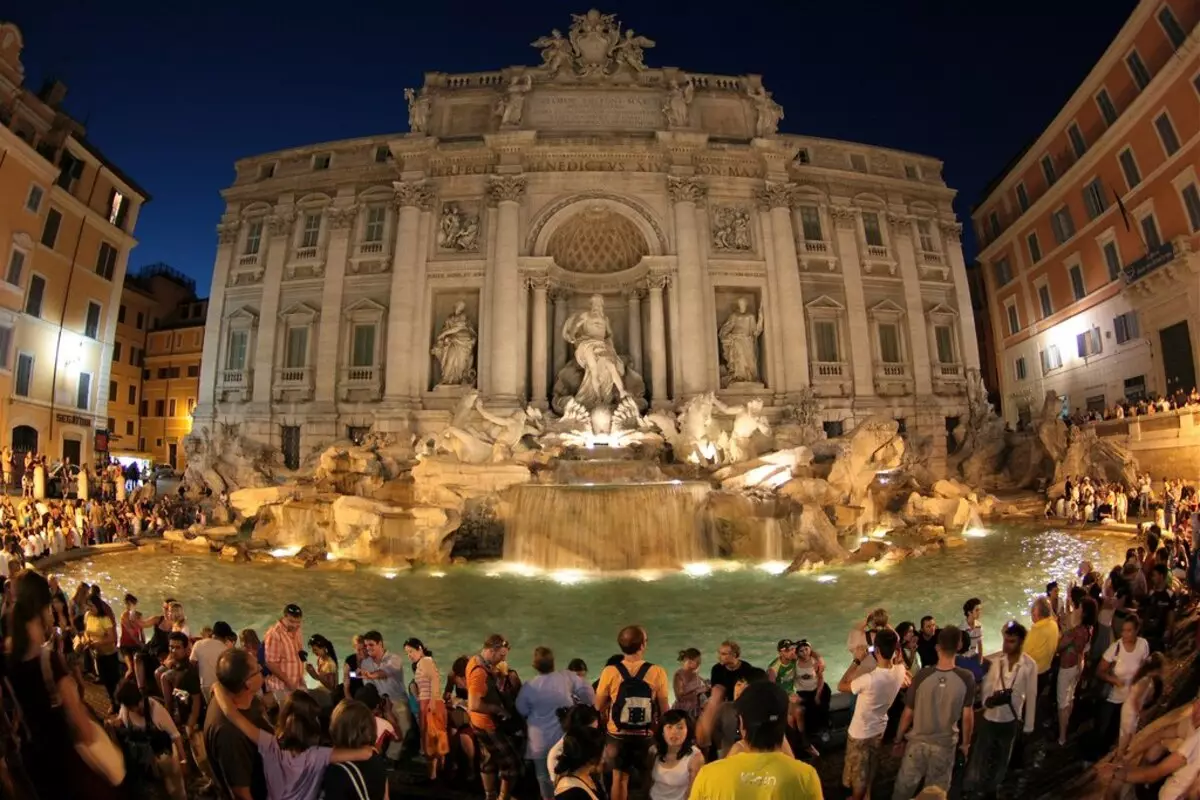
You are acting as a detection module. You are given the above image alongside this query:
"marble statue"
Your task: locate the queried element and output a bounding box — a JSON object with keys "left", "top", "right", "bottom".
{"left": 611, "top": 29, "right": 655, "bottom": 72}
{"left": 495, "top": 74, "right": 532, "bottom": 128}
{"left": 431, "top": 301, "right": 477, "bottom": 386}
{"left": 438, "top": 203, "right": 480, "bottom": 252}
{"left": 404, "top": 88, "right": 430, "bottom": 134}
{"left": 718, "top": 297, "right": 764, "bottom": 386}
{"left": 662, "top": 79, "right": 694, "bottom": 128}
{"left": 714, "top": 397, "right": 771, "bottom": 463}
{"left": 711, "top": 206, "right": 752, "bottom": 251}
{"left": 748, "top": 84, "right": 784, "bottom": 137}
{"left": 436, "top": 391, "right": 543, "bottom": 464}
{"left": 562, "top": 294, "right": 629, "bottom": 408}
{"left": 531, "top": 29, "right": 573, "bottom": 76}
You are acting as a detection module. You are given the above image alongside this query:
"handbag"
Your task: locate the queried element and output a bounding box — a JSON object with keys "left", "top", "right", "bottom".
{"left": 38, "top": 644, "right": 126, "bottom": 786}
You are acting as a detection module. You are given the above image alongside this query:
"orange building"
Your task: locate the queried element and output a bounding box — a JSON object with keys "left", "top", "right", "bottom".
{"left": 973, "top": 0, "right": 1200, "bottom": 425}
{"left": 0, "top": 21, "right": 150, "bottom": 467}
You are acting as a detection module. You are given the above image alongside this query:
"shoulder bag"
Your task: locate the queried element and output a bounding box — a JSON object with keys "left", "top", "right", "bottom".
{"left": 334, "top": 761, "right": 371, "bottom": 800}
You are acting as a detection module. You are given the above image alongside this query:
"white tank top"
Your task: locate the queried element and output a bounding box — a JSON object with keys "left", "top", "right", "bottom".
{"left": 649, "top": 751, "right": 696, "bottom": 800}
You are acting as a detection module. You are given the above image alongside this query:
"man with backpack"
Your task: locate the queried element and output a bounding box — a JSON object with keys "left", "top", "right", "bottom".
{"left": 594, "top": 625, "right": 670, "bottom": 800}
{"left": 467, "top": 633, "right": 522, "bottom": 800}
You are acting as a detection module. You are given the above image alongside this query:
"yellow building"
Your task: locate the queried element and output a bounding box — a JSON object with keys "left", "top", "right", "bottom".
{"left": 0, "top": 21, "right": 149, "bottom": 468}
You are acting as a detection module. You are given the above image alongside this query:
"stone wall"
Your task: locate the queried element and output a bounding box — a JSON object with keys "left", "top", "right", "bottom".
{"left": 1092, "top": 408, "right": 1200, "bottom": 479}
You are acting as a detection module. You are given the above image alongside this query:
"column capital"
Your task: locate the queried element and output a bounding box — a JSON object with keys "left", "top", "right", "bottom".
{"left": 525, "top": 273, "right": 551, "bottom": 292}
{"left": 548, "top": 284, "right": 572, "bottom": 304}
{"left": 644, "top": 272, "right": 671, "bottom": 291}
{"left": 327, "top": 205, "right": 360, "bottom": 230}
{"left": 887, "top": 212, "right": 914, "bottom": 235}
{"left": 487, "top": 175, "right": 527, "bottom": 206}
{"left": 939, "top": 221, "right": 963, "bottom": 243}
{"left": 828, "top": 205, "right": 858, "bottom": 230}
{"left": 755, "top": 181, "right": 794, "bottom": 210}
{"left": 216, "top": 221, "right": 240, "bottom": 245}
{"left": 267, "top": 210, "right": 295, "bottom": 237}
{"left": 624, "top": 286, "right": 646, "bottom": 302}
{"left": 393, "top": 180, "right": 436, "bottom": 211}
{"left": 667, "top": 176, "right": 707, "bottom": 205}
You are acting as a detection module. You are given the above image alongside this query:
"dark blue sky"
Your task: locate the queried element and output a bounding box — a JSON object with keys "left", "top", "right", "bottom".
{"left": 12, "top": 0, "right": 1135, "bottom": 294}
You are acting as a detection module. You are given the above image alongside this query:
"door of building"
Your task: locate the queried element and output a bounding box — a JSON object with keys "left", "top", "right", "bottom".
{"left": 168, "top": 443, "right": 177, "bottom": 470}
{"left": 281, "top": 425, "right": 301, "bottom": 470}
{"left": 62, "top": 438, "right": 81, "bottom": 466}
{"left": 1160, "top": 321, "right": 1197, "bottom": 396}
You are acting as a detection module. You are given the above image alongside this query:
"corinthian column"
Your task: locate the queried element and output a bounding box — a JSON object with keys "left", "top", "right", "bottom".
{"left": 551, "top": 287, "right": 569, "bottom": 371}
{"left": 626, "top": 288, "right": 644, "bottom": 374}
{"left": 384, "top": 181, "right": 434, "bottom": 404}
{"left": 646, "top": 274, "right": 670, "bottom": 408}
{"left": 668, "top": 176, "right": 709, "bottom": 398}
{"left": 314, "top": 206, "right": 356, "bottom": 404}
{"left": 889, "top": 213, "right": 934, "bottom": 396}
{"left": 487, "top": 175, "right": 526, "bottom": 404}
{"left": 251, "top": 210, "right": 293, "bottom": 405}
{"left": 757, "top": 182, "right": 809, "bottom": 394}
{"left": 528, "top": 275, "right": 550, "bottom": 408}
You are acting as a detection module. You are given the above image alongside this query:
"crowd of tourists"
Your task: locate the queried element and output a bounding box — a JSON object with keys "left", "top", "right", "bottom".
{"left": 1069, "top": 387, "right": 1200, "bottom": 426}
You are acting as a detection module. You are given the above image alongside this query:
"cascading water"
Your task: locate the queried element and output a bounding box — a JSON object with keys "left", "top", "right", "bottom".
{"left": 503, "top": 481, "right": 713, "bottom": 571}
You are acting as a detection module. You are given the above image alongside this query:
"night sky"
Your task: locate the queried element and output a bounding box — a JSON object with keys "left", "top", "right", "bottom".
{"left": 11, "top": 0, "right": 1136, "bottom": 294}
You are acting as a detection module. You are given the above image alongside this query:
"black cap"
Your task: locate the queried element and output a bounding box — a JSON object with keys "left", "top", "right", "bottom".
{"left": 776, "top": 639, "right": 795, "bottom": 651}
{"left": 284, "top": 604, "right": 303, "bottom": 618}
{"left": 795, "top": 639, "right": 810, "bottom": 649}
{"left": 212, "top": 621, "right": 236, "bottom": 641}
{"left": 735, "top": 681, "right": 789, "bottom": 730}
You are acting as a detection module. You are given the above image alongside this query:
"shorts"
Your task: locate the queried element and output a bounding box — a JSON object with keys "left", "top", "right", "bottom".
{"left": 605, "top": 733, "right": 653, "bottom": 774}
{"left": 474, "top": 727, "right": 522, "bottom": 779}
{"left": 1056, "top": 664, "right": 1081, "bottom": 711}
{"left": 842, "top": 733, "right": 883, "bottom": 792}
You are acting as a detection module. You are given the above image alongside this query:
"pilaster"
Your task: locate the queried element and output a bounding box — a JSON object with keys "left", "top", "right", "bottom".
{"left": 667, "top": 175, "right": 709, "bottom": 398}
{"left": 251, "top": 210, "right": 293, "bottom": 406}
{"left": 383, "top": 181, "right": 434, "bottom": 404}
{"left": 890, "top": 213, "right": 934, "bottom": 396}
{"left": 941, "top": 221, "right": 980, "bottom": 374}
{"left": 313, "top": 205, "right": 357, "bottom": 404}
{"left": 830, "top": 206, "right": 875, "bottom": 397}
{"left": 487, "top": 174, "right": 527, "bottom": 405}
{"left": 757, "top": 182, "right": 809, "bottom": 396}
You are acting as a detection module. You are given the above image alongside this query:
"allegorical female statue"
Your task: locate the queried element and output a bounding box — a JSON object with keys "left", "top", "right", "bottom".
{"left": 431, "top": 301, "right": 477, "bottom": 386}
{"left": 718, "top": 296, "right": 764, "bottom": 385}
{"left": 562, "top": 294, "right": 629, "bottom": 408}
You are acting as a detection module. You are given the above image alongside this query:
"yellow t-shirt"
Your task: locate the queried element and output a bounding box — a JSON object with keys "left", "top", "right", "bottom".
{"left": 595, "top": 660, "right": 670, "bottom": 736}
{"left": 688, "top": 751, "right": 823, "bottom": 800}
{"left": 85, "top": 613, "right": 118, "bottom": 656}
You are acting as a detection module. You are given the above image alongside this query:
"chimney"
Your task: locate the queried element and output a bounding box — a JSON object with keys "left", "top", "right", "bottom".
{"left": 38, "top": 78, "right": 68, "bottom": 107}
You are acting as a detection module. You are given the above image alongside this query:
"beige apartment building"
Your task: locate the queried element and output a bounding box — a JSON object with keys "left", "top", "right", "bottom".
{"left": 0, "top": 21, "right": 149, "bottom": 467}
{"left": 973, "top": 0, "right": 1200, "bottom": 424}
{"left": 137, "top": 280, "right": 206, "bottom": 471}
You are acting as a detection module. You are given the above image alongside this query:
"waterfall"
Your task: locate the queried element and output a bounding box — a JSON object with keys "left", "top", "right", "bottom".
{"left": 504, "top": 482, "right": 713, "bottom": 571}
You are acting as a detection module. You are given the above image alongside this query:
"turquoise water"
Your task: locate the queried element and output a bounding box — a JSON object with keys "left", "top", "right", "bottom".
{"left": 50, "top": 525, "right": 1130, "bottom": 684}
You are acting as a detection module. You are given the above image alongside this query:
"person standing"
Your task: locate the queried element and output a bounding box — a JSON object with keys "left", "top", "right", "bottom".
{"left": 358, "top": 631, "right": 413, "bottom": 740}
{"left": 916, "top": 616, "right": 940, "bottom": 668}
{"left": 468, "top": 633, "right": 522, "bottom": 800}
{"left": 964, "top": 622, "right": 1038, "bottom": 798}
{"left": 262, "top": 603, "right": 305, "bottom": 701}
{"left": 517, "top": 646, "right": 595, "bottom": 800}
{"left": 192, "top": 621, "right": 238, "bottom": 702}
{"left": 838, "top": 628, "right": 906, "bottom": 800}
{"left": 891, "top": 626, "right": 975, "bottom": 799}
{"left": 595, "top": 626, "right": 671, "bottom": 800}
{"left": 963, "top": 598, "right": 984, "bottom": 662}
{"left": 708, "top": 641, "right": 753, "bottom": 705}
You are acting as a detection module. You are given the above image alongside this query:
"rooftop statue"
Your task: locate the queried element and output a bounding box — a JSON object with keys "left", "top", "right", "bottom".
{"left": 532, "top": 10, "right": 655, "bottom": 78}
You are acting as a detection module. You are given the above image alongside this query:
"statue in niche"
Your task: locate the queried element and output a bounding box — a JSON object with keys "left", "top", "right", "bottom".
{"left": 610, "top": 28, "right": 656, "bottom": 73}
{"left": 747, "top": 84, "right": 784, "bottom": 137}
{"left": 404, "top": 88, "right": 431, "bottom": 134}
{"left": 662, "top": 79, "right": 694, "bottom": 128}
{"left": 494, "top": 74, "right": 532, "bottom": 128}
{"left": 563, "top": 294, "right": 629, "bottom": 406}
{"left": 718, "top": 297, "right": 764, "bottom": 386}
{"left": 430, "top": 301, "right": 477, "bottom": 387}
{"left": 711, "top": 206, "right": 752, "bottom": 251}
{"left": 438, "top": 203, "right": 479, "bottom": 252}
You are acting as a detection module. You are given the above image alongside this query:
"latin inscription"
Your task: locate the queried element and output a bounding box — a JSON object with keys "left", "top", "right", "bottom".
{"left": 526, "top": 91, "right": 662, "bottom": 131}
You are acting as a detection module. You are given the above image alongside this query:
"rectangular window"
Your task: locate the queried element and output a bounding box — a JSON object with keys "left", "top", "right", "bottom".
{"left": 1182, "top": 184, "right": 1200, "bottom": 232}
{"left": 285, "top": 327, "right": 308, "bottom": 369}
{"left": 108, "top": 380, "right": 116, "bottom": 403}
{"left": 140, "top": 400, "right": 148, "bottom": 416}
{"left": 374, "top": 146, "right": 390, "bottom": 164}
{"left": 1155, "top": 113, "right": 1180, "bottom": 156}
{"left": 1103, "top": 240, "right": 1122, "bottom": 281}
{"left": 813, "top": 320, "right": 839, "bottom": 362}
{"left": 1051, "top": 205, "right": 1076, "bottom": 244}
{"left": 5, "top": 249, "right": 24, "bottom": 285}
{"left": 128, "top": 384, "right": 136, "bottom": 405}
{"left": 1068, "top": 123, "right": 1087, "bottom": 158}
{"left": 15, "top": 353, "right": 33, "bottom": 396}
{"left": 169, "top": 398, "right": 177, "bottom": 417}
{"left": 0, "top": 326, "right": 10, "bottom": 370}
{"left": 25, "top": 274, "right": 45, "bottom": 317}
{"left": 135, "top": 311, "right": 144, "bottom": 330}
{"left": 125, "top": 420, "right": 134, "bottom": 436}
{"left": 877, "top": 323, "right": 901, "bottom": 363}
{"left": 84, "top": 301, "right": 101, "bottom": 339}
{"left": 154, "top": 400, "right": 165, "bottom": 417}
{"left": 795, "top": 149, "right": 810, "bottom": 165}
{"left": 1141, "top": 214, "right": 1162, "bottom": 249}
{"left": 1016, "top": 182, "right": 1030, "bottom": 212}
{"left": 130, "top": 347, "right": 140, "bottom": 366}
{"left": 799, "top": 206, "right": 823, "bottom": 241}
{"left": 156, "top": 368, "right": 168, "bottom": 380}
{"left": 988, "top": 212, "right": 1001, "bottom": 239}
{"left": 1007, "top": 303, "right": 1020, "bottom": 336}
{"left": 107, "top": 189, "right": 126, "bottom": 227}
{"left": 1159, "top": 6, "right": 1187, "bottom": 49}
{"left": 1127, "top": 50, "right": 1151, "bottom": 90}
{"left": 56, "top": 151, "right": 82, "bottom": 191}
{"left": 992, "top": 257, "right": 1013, "bottom": 287}
{"left": 1027, "top": 232, "right": 1042, "bottom": 264}
{"left": 186, "top": 365, "right": 199, "bottom": 378}
{"left": 850, "top": 154, "right": 868, "bottom": 172}
{"left": 95, "top": 242, "right": 117, "bottom": 280}
{"left": 1015, "top": 356, "right": 1028, "bottom": 381}
{"left": 300, "top": 213, "right": 321, "bottom": 248}
{"left": 1041, "top": 154, "right": 1057, "bottom": 186}
{"left": 862, "top": 212, "right": 884, "bottom": 247}
{"left": 117, "top": 304, "right": 126, "bottom": 324}
{"left": 41, "top": 208, "right": 62, "bottom": 248}
{"left": 1119, "top": 148, "right": 1141, "bottom": 189}
{"left": 1096, "top": 89, "right": 1118, "bottom": 125}
{"left": 1076, "top": 327, "right": 1102, "bottom": 358}
{"left": 226, "top": 330, "right": 248, "bottom": 370}
{"left": 351, "top": 324, "right": 376, "bottom": 367}
{"left": 187, "top": 398, "right": 195, "bottom": 413}
{"left": 934, "top": 325, "right": 954, "bottom": 363}
{"left": 313, "top": 153, "right": 331, "bottom": 170}
{"left": 1115, "top": 311, "right": 1140, "bottom": 344}
{"left": 1040, "top": 344, "right": 1063, "bottom": 374}
{"left": 1082, "top": 178, "right": 1107, "bottom": 220}
{"left": 76, "top": 372, "right": 91, "bottom": 410}
{"left": 916, "top": 219, "right": 936, "bottom": 252}
{"left": 25, "top": 185, "right": 44, "bottom": 213}
{"left": 364, "top": 207, "right": 386, "bottom": 243}
{"left": 1038, "top": 284, "right": 1053, "bottom": 318}
{"left": 258, "top": 163, "right": 275, "bottom": 180}
{"left": 244, "top": 220, "right": 263, "bottom": 255}
{"left": 1068, "top": 263, "right": 1086, "bottom": 300}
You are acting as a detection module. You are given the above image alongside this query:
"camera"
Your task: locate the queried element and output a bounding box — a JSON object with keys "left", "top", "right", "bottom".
{"left": 984, "top": 688, "right": 1014, "bottom": 709}
{"left": 298, "top": 650, "right": 309, "bottom": 662}
{"left": 867, "top": 646, "right": 875, "bottom": 654}
{"left": 349, "top": 670, "right": 359, "bottom": 679}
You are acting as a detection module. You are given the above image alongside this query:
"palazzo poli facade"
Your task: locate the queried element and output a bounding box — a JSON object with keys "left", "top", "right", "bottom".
{"left": 195, "top": 11, "right": 980, "bottom": 471}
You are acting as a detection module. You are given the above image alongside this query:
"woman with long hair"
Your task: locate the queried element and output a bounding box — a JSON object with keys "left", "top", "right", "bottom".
{"left": 404, "top": 637, "right": 449, "bottom": 781}
{"left": 1056, "top": 594, "right": 1096, "bottom": 746}
{"left": 649, "top": 710, "right": 703, "bottom": 800}
{"left": 6, "top": 570, "right": 123, "bottom": 799}
{"left": 305, "top": 634, "right": 340, "bottom": 693}
{"left": 1092, "top": 614, "right": 1150, "bottom": 759}
{"left": 322, "top": 700, "right": 390, "bottom": 800}
{"left": 443, "top": 655, "right": 476, "bottom": 778}
{"left": 84, "top": 588, "right": 122, "bottom": 713}
{"left": 671, "top": 648, "right": 706, "bottom": 719}
{"left": 552, "top": 718, "right": 606, "bottom": 799}
{"left": 1117, "top": 652, "right": 1166, "bottom": 757}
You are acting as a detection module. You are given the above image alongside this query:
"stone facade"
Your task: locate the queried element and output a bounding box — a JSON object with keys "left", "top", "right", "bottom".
{"left": 193, "top": 11, "right": 979, "bottom": 473}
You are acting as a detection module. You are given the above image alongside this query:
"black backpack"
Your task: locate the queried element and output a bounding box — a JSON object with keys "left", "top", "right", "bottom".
{"left": 611, "top": 662, "right": 656, "bottom": 732}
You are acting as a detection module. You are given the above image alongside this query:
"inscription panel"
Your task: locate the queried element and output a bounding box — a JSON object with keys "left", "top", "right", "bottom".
{"left": 525, "top": 91, "right": 662, "bottom": 131}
